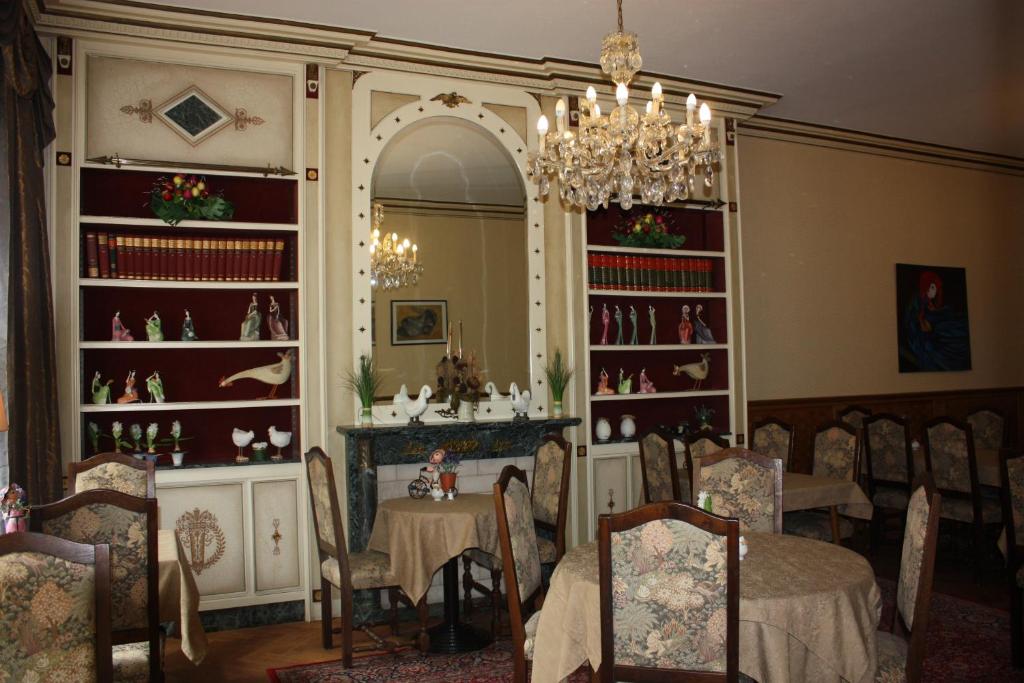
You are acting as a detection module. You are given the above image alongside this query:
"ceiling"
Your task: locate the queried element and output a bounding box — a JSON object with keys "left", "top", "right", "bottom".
{"left": 161, "top": 0, "right": 1024, "bottom": 158}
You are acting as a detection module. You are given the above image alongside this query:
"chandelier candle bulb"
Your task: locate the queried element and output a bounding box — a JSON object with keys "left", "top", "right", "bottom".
{"left": 555, "top": 98, "right": 567, "bottom": 132}
{"left": 537, "top": 115, "right": 549, "bottom": 153}
{"left": 686, "top": 93, "right": 697, "bottom": 127}
{"left": 699, "top": 103, "right": 712, "bottom": 145}
{"left": 651, "top": 81, "right": 662, "bottom": 115}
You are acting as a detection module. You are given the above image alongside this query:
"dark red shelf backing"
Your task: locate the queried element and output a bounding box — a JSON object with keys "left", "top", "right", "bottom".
{"left": 80, "top": 289, "right": 298, "bottom": 343}
{"left": 80, "top": 168, "right": 298, "bottom": 224}
{"left": 586, "top": 348, "right": 728, "bottom": 395}
{"left": 586, "top": 204, "right": 724, "bottom": 252}
{"left": 82, "top": 347, "right": 299, "bottom": 403}
{"left": 586, "top": 296, "right": 727, "bottom": 346}
{"left": 80, "top": 404, "right": 300, "bottom": 467}
{"left": 590, "top": 393, "right": 731, "bottom": 444}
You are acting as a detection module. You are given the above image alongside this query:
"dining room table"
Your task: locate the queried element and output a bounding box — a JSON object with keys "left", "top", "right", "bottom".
{"left": 158, "top": 528, "right": 208, "bottom": 664}
{"left": 366, "top": 493, "right": 500, "bottom": 653}
{"left": 531, "top": 532, "right": 882, "bottom": 683}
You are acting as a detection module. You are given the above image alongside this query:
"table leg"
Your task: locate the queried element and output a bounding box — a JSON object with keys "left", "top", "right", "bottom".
{"left": 829, "top": 506, "right": 841, "bottom": 545}
{"left": 428, "top": 556, "right": 493, "bottom": 653}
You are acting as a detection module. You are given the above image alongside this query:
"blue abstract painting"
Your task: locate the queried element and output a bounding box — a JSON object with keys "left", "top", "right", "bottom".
{"left": 896, "top": 263, "right": 972, "bottom": 373}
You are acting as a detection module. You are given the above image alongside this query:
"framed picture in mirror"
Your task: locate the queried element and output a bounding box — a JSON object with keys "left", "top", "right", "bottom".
{"left": 391, "top": 300, "right": 447, "bottom": 345}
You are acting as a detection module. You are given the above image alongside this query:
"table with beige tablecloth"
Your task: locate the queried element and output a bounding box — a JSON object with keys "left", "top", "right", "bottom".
{"left": 782, "top": 472, "right": 874, "bottom": 520}
{"left": 531, "top": 533, "right": 881, "bottom": 683}
{"left": 158, "top": 529, "right": 207, "bottom": 664}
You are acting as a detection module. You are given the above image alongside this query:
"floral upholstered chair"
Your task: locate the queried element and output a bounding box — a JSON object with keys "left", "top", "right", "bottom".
{"left": 839, "top": 405, "right": 872, "bottom": 432}
{"left": 31, "top": 490, "right": 159, "bottom": 682}
{"left": 784, "top": 421, "right": 859, "bottom": 543}
{"left": 0, "top": 532, "right": 113, "bottom": 683}
{"left": 683, "top": 432, "right": 729, "bottom": 502}
{"left": 750, "top": 418, "right": 795, "bottom": 473}
{"left": 305, "top": 447, "right": 429, "bottom": 666}
{"left": 598, "top": 501, "right": 740, "bottom": 682}
{"left": 639, "top": 427, "right": 683, "bottom": 504}
{"left": 863, "top": 414, "right": 915, "bottom": 549}
{"left": 875, "top": 476, "right": 941, "bottom": 683}
{"left": 697, "top": 448, "right": 783, "bottom": 534}
{"left": 967, "top": 408, "right": 1005, "bottom": 451}
{"left": 493, "top": 466, "right": 546, "bottom": 683}
{"left": 69, "top": 452, "right": 155, "bottom": 498}
{"left": 999, "top": 454, "right": 1024, "bottom": 667}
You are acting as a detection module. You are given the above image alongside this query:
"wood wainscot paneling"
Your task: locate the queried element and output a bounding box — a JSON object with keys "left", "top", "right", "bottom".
{"left": 748, "top": 387, "right": 1023, "bottom": 474}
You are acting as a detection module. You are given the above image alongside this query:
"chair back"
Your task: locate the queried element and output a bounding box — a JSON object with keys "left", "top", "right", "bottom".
{"left": 838, "top": 405, "right": 872, "bottom": 430}
{"left": 69, "top": 452, "right": 155, "bottom": 498}
{"left": 922, "top": 417, "right": 976, "bottom": 496}
{"left": 967, "top": 408, "right": 1005, "bottom": 451}
{"left": 530, "top": 434, "right": 573, "bottom": 560}
{"left": 750, "top": 418, "right": 795, "bottom": 472}
{"left": 639, "top": 427, "right": 682, "bottom": 504}
{"left": 304, "top": 447, "right": 351, "bottom": 587}
{"left": 1000, "top": 453, "right": 1024, "bottom": 572}
{"left": 683, "top": 432, "right": 729, "bottom": 501}
{"left": 696, "top": 448, "right": 783, "bottom": 534}
{"left": 598, "top": 502, "right": 739, "bottom": 682}
{"left": 0, "top": 532, "right": 113, "bottom": 682}
{"left": 31, "top": 489, "right": 158, "bottom": 680}
{"left": 895, "top": 475, "right": 941, "bottom": 683}
{"left": 812, "top": 421, "right": 859, "bottom": 482}
{"left": 863, "top": 414, "right": 914, "bottom": 488}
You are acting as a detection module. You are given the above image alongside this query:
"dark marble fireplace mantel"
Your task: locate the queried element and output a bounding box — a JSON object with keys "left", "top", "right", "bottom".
{"left": 337, "top": 417, "right": 581, "bottom": 553}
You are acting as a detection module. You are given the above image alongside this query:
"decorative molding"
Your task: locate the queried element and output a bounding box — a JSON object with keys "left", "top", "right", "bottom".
{"left": 56, "top": 35, "right": 72, "bottom": 74}
{"left": 176, "top": 507, "right": 227, "bottom": 575}
{"left": 305, "top": 168, "right": 318, "bottom": 181}
{"left": 271, "top": 518, "right": 283, "bottom": 556}
{"left": 56, "top": 151, "right": 72, "bottom": 166}
{"left": 119, "top": 98, "right": 152, "bottom": 122}
{"left": 350, "top": 70, "right": 369, "bottom": 86}
{"left": 234, "top": 108, "right": 265, "bottom": 131}
{"left": 305, "top": 63, "right": 319, "bottom": 98}
{"left": 430, "top": 91, "right": 471, "bottom": 108}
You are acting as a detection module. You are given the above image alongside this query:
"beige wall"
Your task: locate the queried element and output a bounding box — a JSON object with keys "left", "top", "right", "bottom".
{"left": 738, "top": 135, "right": 1024, "bottom": 401}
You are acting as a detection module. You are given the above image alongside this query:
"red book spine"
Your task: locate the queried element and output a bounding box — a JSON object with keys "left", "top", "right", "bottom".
{"left": 139, "top": 236, "right": 150, "bottom": 279}
{"left": 227, "top": 240, "right": 238, "bottom": 281}
{"left": 192, "top": 239, "right": 202, "bottom": 281}
{"left": 260, "top": 240, "right": 274, "bottom": 281}
{"left": 660, "top": 257, "right": 670, "bottom": 292}
{"left": 122, "top": 237, "right": 133, "bottom": 278}
{"left": 272, "top": 240, "right": 285, "bottom": 281}
{"left": 97, "top": 232, "right": 110, "bottom": 278}
{"left": 108, "top": 235, "right": 119, "bottom": 278}
{"left": 247, "top": 240, "right": 259, "bottom": 281}
{"left": 157, "top": 237, "right": 168, "bottom": 280}
{"left": 84, "top": 232, "right": 99, "bottom": 278}
{"left": 254, "top": 240, "right": 267, "bottom": 282}
{"left": 622, "top": 254, "right": 633, "bottom": 291}
{"left": 175, "top": 238, "right": 185, "bottom": 280}
{"left": 183, "top": 239, "right": 193, "bottom": 281}
{"left": 214, "top": 240, "right": 225, "bottom": 281}
{"left": 200, "top": 239, "right": 211, "bottom": 281}
{"left": 672, "top": 258, "right": 682, "bottom": 292}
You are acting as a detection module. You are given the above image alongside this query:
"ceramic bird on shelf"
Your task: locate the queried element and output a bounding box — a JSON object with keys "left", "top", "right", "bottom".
{"left": 402, "top": 385, "right": 433, "bottom": 424}
{"left": 510, "top": 382, "right": 531, "bottom": 421}
{"left": 672, "top": 352, "right": 711, "bottom": 390}
{"left": 218, "top": 349, "right": 294, "bottom": 399}
{"left": 393, "top": 384, "right": 410, "bottom": 406}
{"left": 268, "top": 425, "right": 292, "bottom": 461}
{"left": 483, "top": 381, "right": 504, "bottom": 401}
{"left": 232, "top": 428, "right": 254, "bottom": 463}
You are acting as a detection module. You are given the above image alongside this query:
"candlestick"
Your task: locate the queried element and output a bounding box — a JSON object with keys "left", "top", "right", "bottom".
{"left": 458, "top": 320, "right": 464, "bottom": 359}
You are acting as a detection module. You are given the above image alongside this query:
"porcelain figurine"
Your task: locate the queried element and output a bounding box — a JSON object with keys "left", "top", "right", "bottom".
{"left": 589, "top": 305, "right": 593, "bottom": 327}
{"left": 617, "top": 368, "right": 633, "bottom": 394}
{"left": 1, "top": 483, "right": 29, "bottom": 534}
{"left": 269, "top": 425, "right": 292, "bottom": 461}
{"left": 145, "top": 422, "right": 159, "bottom": 455}
{"left": 614, "top": 305, "right": 624, "bottom": 345}
{"left": 620, "top": 414, "right": 637, "bottom": 439}
{"left": 111, "top": 421, "right": 124, "bottom": 453}
{"left": 112, "top": 311, "right": 133, "bottom": 342}
{"left": 232, "top": 428, "right": 255, "bottom": 463}
{"left": 87, "top": 422, "right": 102, "bottom": 454}
{"left": 693, "top": 304, "right": 716, "bottom": 344}
{"left": 600, "top": 304, "right": 610, "bottom": 345}
{"left": 679, "top": 305, "right": 694, "bottom": 344}
{"left": 251, "top": 441, "right": 269, "bottom": 462}
{"left": 267, "top": 295, "right": 290, "bottom": 341}
{"left": 673, "top": 352, "right": 711, "bottom": 390}
{"left": 181, "top": 309, "right": 198, "bottom": 341}
{"left": 129, "top": 423, "right": 144, "bottom": 455}
{"left": 695, "top": 404, "right": 716, "bottom": 431}
{"left": 240, "top": 293, "right": 261, "bottom": 341}
{"left": 510, "top": 382, "right": 532, "bottom": 420}
{"left": 628, "top": 305, "right": 639, "bottom": 345}
{"left": 594, "top": 367, "right": 615, "bottom": 395}
{"left": 219, "top": 349, "right": 294, "bottom": 399}
{"left": 117, "top": 370, "right": 140, "bottom": 404}
{"left": 638, "top": 367, "right": 657, "bottom": 393}
{"left": 595, "top": 417, "right": 612, "bottom": 442}
{"left": 482, "top": 381, "right": 505, "bottom": 402}
{"left": 145, "top": 371, "right": 166, "bottom": 403}
{"left": 402, "top": 385, "right": 434, "bottom": 424}
{"left": 431, "top": 481, "right": 446, "bottom": 502}
{"left": 648, "top": 305, "right": 657, "bottom": 344}
{"left": 90, "top": 371, "right": 113, "bottom": 404}
{"left": 144, "top": 311, "right": 164, "bottom": 342}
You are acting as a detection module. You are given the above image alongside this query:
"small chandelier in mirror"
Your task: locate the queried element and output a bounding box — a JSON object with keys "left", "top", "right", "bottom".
{"left": 369, "top": 202, "right": 423, "bottom": 291}
{"left": 527, "top": 0, "right": 721, "bottom": 211}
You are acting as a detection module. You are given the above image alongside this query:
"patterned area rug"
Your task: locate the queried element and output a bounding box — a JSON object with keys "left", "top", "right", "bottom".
{"left": 270, "top": 584, "right": 1021, "bottom": 682}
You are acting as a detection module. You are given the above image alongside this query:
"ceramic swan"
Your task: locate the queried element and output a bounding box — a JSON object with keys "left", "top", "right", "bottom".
{"left": 509, "top": 382, "right": 531, "bottom": 418}
{"left": 483, "top": 381, "right": 505, "bottom": 401}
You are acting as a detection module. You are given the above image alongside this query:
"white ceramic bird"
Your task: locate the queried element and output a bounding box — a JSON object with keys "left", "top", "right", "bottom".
{"left": 483, "top": 381, "right": 504, "bottom": 401}
{"left": 393, "top": 384, "right": 410, "bottom": 406}
{"left": 219, "top": 350, "right": 294, "bottom": 399}
{"left": 402, "top": 385, "right": 433, "bottom": 424}
{"left": 509, "top": 382, "right": 532, "bottom": 419}
{"left": 268, "top": 425, "right": 292, "bottom": 460}
{"left": 672, "top": 352, "right": 711, "bottom": 390}
{"left": 232, "top": 428, "right": 255, "bottom": 462}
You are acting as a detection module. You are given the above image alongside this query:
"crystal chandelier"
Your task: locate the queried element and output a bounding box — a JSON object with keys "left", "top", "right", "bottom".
{"left": 527, "top": 0, "right": 721, "bottom": 211}
{"left": 369, "top": 202, "right": 423, "bottom": 291}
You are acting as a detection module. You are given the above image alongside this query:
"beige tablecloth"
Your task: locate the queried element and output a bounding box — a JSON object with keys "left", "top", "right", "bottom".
{"left": 531, "top": 533, "right": 881, "bottom": 683}
{"left": 783, "top": 472, "right": 874, "bottom": 520}
{"left": 913, "top": 447, "right": 1000, "bottom": 487}
{"left": 367, "top": 494, "right": 499, "bottom": 603}
{"left": 158, "top": 529, "right": 207, "bottom": 664}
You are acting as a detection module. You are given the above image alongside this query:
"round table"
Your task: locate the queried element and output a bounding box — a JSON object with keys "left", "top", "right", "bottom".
{"left": 530, "top": 532, "right": 881, "bottom": 683}
{"left": 366, "top": 493, "right": 500, "bottom": 653}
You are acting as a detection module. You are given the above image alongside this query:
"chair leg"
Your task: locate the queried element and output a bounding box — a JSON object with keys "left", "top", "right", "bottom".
{"left": 416, "top": 597, "right": 431, "bottom": 653}
{"left": 829, "top": 506, "right": 841, "bottom": 545}
{"left": 320, "top": 576, "right": 333, "bottom": 649}
{"left": 973, "top": 518, "right": 985, "bottom": 581}
{"left": 387, "top": 587, "right": 400, "bottom": 636}
{"left": 462, "top": 555, "right": 475, "bottom": 615}
{"left": 340, "top": 593, "right": 354, "bottom": 669}
{"left": 489, "top": 566, "right": 502, "bottom": 637}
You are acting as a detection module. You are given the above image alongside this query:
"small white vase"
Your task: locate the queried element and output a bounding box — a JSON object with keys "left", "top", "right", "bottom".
{"left": 171, "top": 451, "right": 185, "bottom": 467}
{"left": 458, "top": 400, "right": 476, "bottom": 422}
{"left": 620, "top": 415, "right": 637, "bottom": 439}
{"left": 360, "top": 406, "right": 373, "bottom": 426}
{"left": 595, "top": 417, "right": 612, "bottom": 442}
{"left": 552, "top": 399, "right": 564, "bottom": 418}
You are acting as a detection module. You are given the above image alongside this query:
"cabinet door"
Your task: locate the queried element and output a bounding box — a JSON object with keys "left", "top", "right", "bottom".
{"left": 592, "top": 457, "right": 628, "bottom": 526}
{"left": 158, "top": 483, "right": 247, "bottom": 597}
{"left": 252, "top": 480, "right": 301, "bottom": 592}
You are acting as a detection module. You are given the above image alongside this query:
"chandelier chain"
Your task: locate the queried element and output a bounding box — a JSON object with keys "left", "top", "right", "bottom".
{"left": 616, "top": 0, "right": 624, "bottom": 32}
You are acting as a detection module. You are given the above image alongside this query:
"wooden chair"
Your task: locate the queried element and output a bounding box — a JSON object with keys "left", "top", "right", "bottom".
{"left": 784, "top": 421, "right": 859, "bottom": 544}
{"left": 696, "top": 448, "right": 783, "bottom": 534}
{"left": 923, "top": 417, "right": 1001, "bottom": 563}
{"left": 838, "top": 404, "right": 872, "bottom": 431}
{"left": 598, "top": 502, "right": 740, "bottom": 682}
{"left": 638, "top": 427, "right": 683, "bottom": 503}
{"left": 682, "top": 432, "right": 729, "bottom": 501}
{"left": 68, "top": 452, "right": 155, "bottom": 498}
{"left": 999, "top": 452, "right": 1024, "bottom": 668}
{"left": 493, "top": 465, "right": 546, "bottom": 683}
{"left": 463, "top": 435, "right": 572, "bottom": 635}
{"left": 32, "top": 489, "right": 160, "bottom": 682}
{"left": 967, "top": 407, "right": 1006, "bottom": 451}
{"left": 0, "top": 532, "right": 113, "bottom": 682}
{"left": 863, "top": 413, "right": 916, "bottom": 549}
{"left": 304, "top": 447, "right": 428, "bottom": 666}
{"left": 749, "top": 417, "right": 796, "bottom": 472}
{"left": 875, "top": 474, "right": 941, "bottom": 683}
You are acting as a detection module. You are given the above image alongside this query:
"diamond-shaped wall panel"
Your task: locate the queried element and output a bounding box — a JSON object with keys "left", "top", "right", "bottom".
{"left": 155, "top": 85, "right": 233, "bottom": 147}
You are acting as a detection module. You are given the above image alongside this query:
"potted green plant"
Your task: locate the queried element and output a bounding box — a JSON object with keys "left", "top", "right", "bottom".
{"left": 346, "top": 354, "right": 383, "bottom": 426}
{"left": 543, "top": 348, "right": 574, "bottom": 418}
{"left": 160, "top": 420, "right": 193, "bottom": 466}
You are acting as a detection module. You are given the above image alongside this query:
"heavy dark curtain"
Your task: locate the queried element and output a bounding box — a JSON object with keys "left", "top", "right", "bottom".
{"left": 1, "top": 0, "right": 61, "bottom": 503}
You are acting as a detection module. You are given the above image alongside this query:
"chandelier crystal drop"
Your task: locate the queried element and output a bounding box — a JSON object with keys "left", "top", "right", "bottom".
{"left": 527, "top": 0, "right": 721, "bottom": 211}
{"left": 368, "top": 202, "right": 423, "bottom": 291}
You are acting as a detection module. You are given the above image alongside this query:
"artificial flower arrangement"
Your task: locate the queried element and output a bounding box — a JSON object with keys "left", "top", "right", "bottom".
{"left": 428, "top": 448, "right": 461, "bottom": 475}
{"left": 150, "top": 173, "right": 234, "bottom": 226}
{"left": 612, "top": 208, "right": 685, "bottom": 249}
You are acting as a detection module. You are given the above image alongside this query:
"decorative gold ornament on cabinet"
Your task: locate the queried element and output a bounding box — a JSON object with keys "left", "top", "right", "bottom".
{"left": 86, "top": 154, "right": 296, "bottom": 177}
{"left": 431, "top": 92, "right": 472, "bottom": 108}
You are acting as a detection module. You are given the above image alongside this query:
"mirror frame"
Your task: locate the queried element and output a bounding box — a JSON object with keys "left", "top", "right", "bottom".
{"left": 350, "top": 71, "right": 547, "bottom": 424}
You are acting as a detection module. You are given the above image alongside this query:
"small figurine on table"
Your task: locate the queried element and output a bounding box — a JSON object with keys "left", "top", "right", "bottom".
{"left": 678, "top": 305, "right": 694, "bottom": 344}
{"left": 181, "top": 309, "right": 198, "bottom": 341}
{"left": 648, "top": 305, "right": 657, "bottom": 344}
{"left": 240, "top": 293, "right": 261, "bottom": 342}
{"left": 599, "top": 304, "right": 610, "bottom": 345}
{"left": 91, "top": 371, "right": 113, "bottom": 404}
{"left": 117, "top": 370, "right": 140, "bottom": 404}
{"left": 1, "top": 483, "right": 29, "bottom": 534}
{"left": 638, "top": 368, "right": 657, "bottom": 394}
{"left": 145, "top": 311, "right": 164, "bottom": 342}
{"left": 145, "top": 371, "right": 166, "bottom": 403}
{"left": 594, "top": 367, "right": 615, "bottom": 395}
{"left": 693, "top": 304, "right": 716, "bottom": 344}
{"left": 267, "top": 296, "right": 290, "bottom": 341}
{"left": 617, "top": 368, "right": 634, "bottom": 394}
{"left": 614, "top": 305, "right": 624, "bottom": 345}
{"left": 628, "top": 305, "right": 639, "bottom": 345}
{"left": 112, "top": 311, "right": 134, "bottom": 342}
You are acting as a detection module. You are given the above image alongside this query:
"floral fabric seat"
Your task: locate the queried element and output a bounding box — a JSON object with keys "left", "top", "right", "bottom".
{"left": 465, "top": 536, "right": 556, "bottom": 568}
{"left": 521, "top": 611, "right": 540, "bottom": 660}
{"left": 320, "top": 550, "right": 396, "bottom": 591}
{"left": 875, "top": 630, "right": 908, "bottom": 682}
{"left": 76, "top": 461, "right": 149, "bottom": 497}
{"left": 786, "top": 422, "right": 859, "bottom": 543}
{"left": 967, "top": 409, "right": 1004, "bottom": 451}
{"left": 113, "top": 640, "right": 163, "bottom": 683}
{"left": 938, "top": 496, "right": 1001, "bottom": 524}
{"left": 698, "top": 448, "right": 783, "bottom": 534}
{"left": 751, "top": 419, "right": 794, "bottom": 472}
